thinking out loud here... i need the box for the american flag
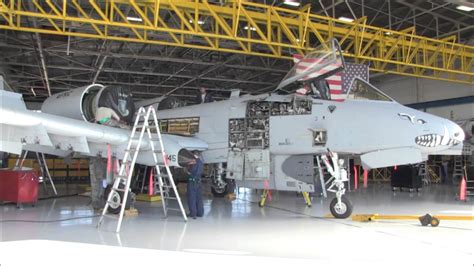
[293,54,369,102]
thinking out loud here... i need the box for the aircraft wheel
[211,185,228,197]
[430,217,440,227]
[329,196,353,219]
[104,185,132,214]
[211,179,235,197]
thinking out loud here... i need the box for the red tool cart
[0,169,39,206]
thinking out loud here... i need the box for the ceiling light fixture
[189,19,205,25]
[338,16,354,22]
[126,16,142,22]
[244,25,257,31]
[283,0,300,7]
[456,5,474,12]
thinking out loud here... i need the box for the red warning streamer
[106,144,112,175]
[363,169,368,188]
[149,167,154,196]
[353,165,358,190]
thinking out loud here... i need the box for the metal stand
[36,152,57,196]
[14,150,57,195]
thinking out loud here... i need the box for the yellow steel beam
[0,0,472,84]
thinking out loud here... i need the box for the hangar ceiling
[0,0,472,103]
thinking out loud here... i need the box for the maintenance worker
[95,107,126,128]
[195,87,214,104]
[187,151,204,219]
[89,156,107,210]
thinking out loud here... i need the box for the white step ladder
[453,156,464,184]
[97,106,187,233]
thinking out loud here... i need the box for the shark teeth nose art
[415,134,460,147]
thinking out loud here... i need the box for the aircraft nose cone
[443,121,465,146]
[452,123,465,143]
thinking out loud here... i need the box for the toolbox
[0,169,39,204]
[391,165,422,192]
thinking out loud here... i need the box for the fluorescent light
[189,19,205,25]
[244,25,256,31]
[338,16,354,22]
[283,0,300,7]
[385,31,392,35]
[126,16,142,22]
[456,5,474,12]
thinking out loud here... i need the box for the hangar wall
[374,77,473,121]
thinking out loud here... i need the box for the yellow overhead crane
[0,0,472,84]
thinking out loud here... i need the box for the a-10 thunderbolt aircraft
[146,39,465,217]
[0,39,464,218]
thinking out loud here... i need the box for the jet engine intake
[41,84,135,124]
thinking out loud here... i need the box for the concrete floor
[1,183,473,265]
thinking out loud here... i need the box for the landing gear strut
[210,163,233,197]
[321,152,353,219]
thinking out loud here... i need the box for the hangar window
[346,78,393,102]
[159,117,199,135]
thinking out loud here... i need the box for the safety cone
[459,176,467,201]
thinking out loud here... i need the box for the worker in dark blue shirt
[187,151,204,219]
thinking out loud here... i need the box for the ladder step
[166,207,182,212]
[155,175,170,179]
[103,214,118,219]
[115,175,128,180]
[136,125,157,129]
[114,188,127,192]
[164,196,178,200]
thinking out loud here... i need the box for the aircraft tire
[104,185,132,214]
[211,185,228,197]
[329,196,353,219]
[430,217,440,227]
[211,179,236,197]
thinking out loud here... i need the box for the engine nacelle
[41,84,135,124]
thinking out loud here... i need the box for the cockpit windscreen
[346,78,393,102]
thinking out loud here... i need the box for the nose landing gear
[320,151,353,219]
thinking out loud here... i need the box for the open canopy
[275,39,345,92]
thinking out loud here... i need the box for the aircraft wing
[0,90,208,167]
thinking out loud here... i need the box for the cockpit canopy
[274,38,395,103]
[275,39,345,92]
